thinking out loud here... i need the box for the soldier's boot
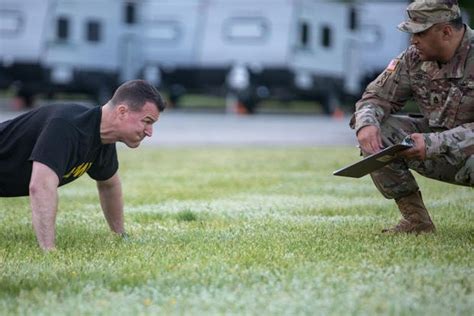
[382,191,436,234]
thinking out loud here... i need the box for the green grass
[0,147,472,315]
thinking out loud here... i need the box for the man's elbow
[29,162,60,196]
[29,178,57,197]
[29,180,43,197]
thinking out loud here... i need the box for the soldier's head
[398,0,465,62]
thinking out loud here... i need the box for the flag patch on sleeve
[386,59,399,72]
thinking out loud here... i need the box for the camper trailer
[0,0,51,106]
[0,0,142,105]
[138,0,206,105]
[139,0,361,113]
[43,0,141,103]
[356,0,410,87]
[0,0,416,112]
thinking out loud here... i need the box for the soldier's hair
[447,17,464,31]
[110,80,166,112]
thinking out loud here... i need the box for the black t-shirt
[0,104,118,197]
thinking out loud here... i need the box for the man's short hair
[110,80,166,112]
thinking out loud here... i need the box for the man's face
[119,101,160,148]
[410,24,446,62]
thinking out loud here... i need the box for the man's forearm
[97,174,124,234]
[352,102,387,128]
[101,195,125,234]
[29,162,60,251]
[424,122,474,163]
[30,188,58,250]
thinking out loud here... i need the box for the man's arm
[397,122,474,162]
[96,173,125,235]
[351,50,413,154]
[29,161,60,251]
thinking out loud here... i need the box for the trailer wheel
[168,84,186,108]
[236,89,258,114]
[319,91,340,115]
[239,97,257,114]
[14,86,36,109]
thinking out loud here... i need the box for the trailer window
[223,17,268,42]
[349,6,358,31]
[321,25,332,48]
[299,21,310,48]
[57,17,69,40]
[125,2,136,25]
[0,10,22,34]
[86,20,101,42]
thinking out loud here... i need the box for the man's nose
[145,125,153,137]
[410,35,418,45]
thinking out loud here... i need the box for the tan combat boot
[382,191,436,234]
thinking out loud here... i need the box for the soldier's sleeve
[424,123,474,164]
[350,49,413,133]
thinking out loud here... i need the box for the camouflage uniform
[351,2,474,200]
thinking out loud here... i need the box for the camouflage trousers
[370,115,474,199]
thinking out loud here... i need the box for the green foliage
[459,1,474,27]
[0,147,472,315]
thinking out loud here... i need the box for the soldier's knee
[371,175,419,199]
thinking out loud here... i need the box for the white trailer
[43,0,142,102]
[0,0,51,106]
[139,0,361,113]
[138,0,206,103]
[0,0,418,112]
[356,0,410,85]
[0,0,143,104]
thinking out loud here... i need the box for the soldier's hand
[357,125,383,155]
[399,133,426,160]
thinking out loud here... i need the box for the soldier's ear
[440,24,453,39]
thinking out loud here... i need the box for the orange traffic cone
[236,102,249,115]
[332,106,344,120]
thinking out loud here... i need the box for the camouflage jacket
[351,26,474,159]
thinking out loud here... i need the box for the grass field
[0,147,472,315]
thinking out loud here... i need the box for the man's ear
[441,24,453,40]
[116,104,129,118]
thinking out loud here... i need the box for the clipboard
[333,138,413,178]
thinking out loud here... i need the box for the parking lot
[0,98,356,147]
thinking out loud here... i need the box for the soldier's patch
[376,71,391,87]
[386,59,399,72]
[375,59,400,87]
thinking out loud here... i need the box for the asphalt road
[0,103,356,147]
[144,111,356,146]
